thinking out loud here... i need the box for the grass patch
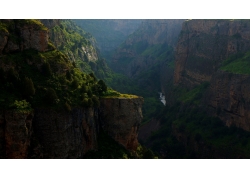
[178,82,210,104]
[220,51,250,74]
[101,88,139,99]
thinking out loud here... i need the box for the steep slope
[73,19,142,56]
[0,19,144,158]
[40,19,112,79]
[111,19,184,77]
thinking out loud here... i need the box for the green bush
[42,62,52,76]
[45,88,58,105]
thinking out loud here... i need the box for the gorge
[2,19,250,158]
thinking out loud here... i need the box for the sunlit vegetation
[101,88,139,98]
[0,48,110,111]
[220,51,250,74]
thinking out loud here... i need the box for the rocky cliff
[174,19,250,88]
[174,19,250,131]
[0,20,49,55]
[0,19,144,158]
[0,98,143,159]
[99,97,143,150]
[111,19,184,77]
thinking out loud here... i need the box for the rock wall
[99,97,143,150]
[0,97,143,158]
[0,110,33,158]
[173,19,250,131]
[204,70,250,131]
[174,19,250,88]
[0,20,49,54]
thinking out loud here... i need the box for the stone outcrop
[0,20,49,54]
[99,97,143,150]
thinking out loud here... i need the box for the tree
[97,79,107,94]
[89,72,97,81]
[71,78,79,89]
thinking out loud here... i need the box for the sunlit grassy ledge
[101,89,140,99]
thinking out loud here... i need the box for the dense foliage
[0,49,109,111]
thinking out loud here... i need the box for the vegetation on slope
[145,102,250,158]
[0,49,109,111]
[220,51,250,74]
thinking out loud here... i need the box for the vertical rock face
[0,97,144,158]
[173,19,250,131]
[32,108,99,158]
[99,97,143,150]
[174,19,250,88]
[0,110,33,158]
[204,71,250,131]
[0,20,49,54]
[17,24,48,52]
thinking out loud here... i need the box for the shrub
[42,62,52,76]
[71,78,79,89]
[45,88,58,105]
[92,95,100,107]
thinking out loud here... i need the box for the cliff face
[111,19,184,77]
[41,19,99,63]
[174,19,250,131]
[0,20,49,55]
[174,19,250,88]
[73,19,142,53]
[99,98,143,150]
[204,70,250,131]
[0,110,33,158]
[0,19,144,158]
[0,97,143,158]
